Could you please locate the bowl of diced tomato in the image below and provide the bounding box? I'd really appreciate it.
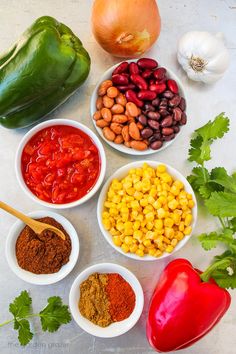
[15,119,106,209]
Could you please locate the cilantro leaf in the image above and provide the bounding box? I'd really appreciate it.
[39,297,71,332]
[199,229,235,251]
[14,319,33,346]
[210,167,236,193]
[229,217,236,232]
[9,291,32,319]
[205,192,236,217]
[188,113,229,165]
[210,251,236,289]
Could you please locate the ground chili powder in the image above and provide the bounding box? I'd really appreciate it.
[106,273,136,321]
[15,217,71,274]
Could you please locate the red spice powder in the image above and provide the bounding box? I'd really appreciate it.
[106,273,136,322]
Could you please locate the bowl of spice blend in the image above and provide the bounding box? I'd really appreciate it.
[69,263,144,337]
[5,210,79,285]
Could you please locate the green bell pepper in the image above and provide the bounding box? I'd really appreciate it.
[0,16,91,129]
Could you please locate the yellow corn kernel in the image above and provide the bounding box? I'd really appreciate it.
[146,231,155,240]
[188,200,195,208]
[123,228,133,236]
[154,250,163,257]
[136,249,144,257]
[124,236,133,245]
[153,200,161,209]
[164,218,174,228]
[184,226,192,235]
[140,198,148,207]
[116,222,124,232]
[154,219,163,230]
[133,221,141,230]
[131,210,139,219]
[161,173,172,184]
[130,200,140,210]
[133,230,143,241]
[129,168,136,175]
[176,231,184,241]
[163,236,171,244]
[187,193,193,200]
[179,221,185,232]
[121,213,129,222]
[168,199,178,210]
[139,244,145,251]
[113,236,122,247]
[121,206,129,214]
[109,208,118,216]
[130,244,138,253]
[142,227,148,234]
[103,219,111,230]
[158,195,166,205]
[123,181,132,190]
[167,194,175,202]
[126,187,135,196]
[157,208,166,218]
[154,177,161,186]
[162,182,171,191]
[136,213,144,222]
[146,212,155,222]
[165,228,175,239]
[179,198,188,206]
[172,213,181,225]
[142,178,151,192]
[149,249,156,256]
[102,211,109,219]
[171,238,178,247]
[147,196,155,204]
[173,180,184,190]
[146,221,154,230]
[165,245,174,253]
[121,243,130,253]
[149,188,157,198]
[110,227,120,236]
[185,214,193,226]
[170,185,180,196]
[134,191,143,200]
[157,164,166,173]
[143,239,152,247]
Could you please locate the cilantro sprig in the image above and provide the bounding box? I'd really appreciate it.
[0,291,71,346]
[188,113,236,288]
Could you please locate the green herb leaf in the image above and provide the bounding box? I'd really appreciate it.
[210,167,236,193]
[205,192,236,217]
[9,291,32,319]
[39,296,71,332]
[188,136,205,164]
[14,319,33,346]
[210,252,236,289]
[199,229,235,251]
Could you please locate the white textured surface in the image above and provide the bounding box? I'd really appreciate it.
[0,1,236,353]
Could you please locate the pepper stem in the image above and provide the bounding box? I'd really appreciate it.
[189,55,207,72]
[200,258,232,282]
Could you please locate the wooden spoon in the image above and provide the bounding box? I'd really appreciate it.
[0,201,65,240]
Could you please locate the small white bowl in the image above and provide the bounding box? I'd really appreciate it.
[97,161,197,261]
[15,119,106,209]
[90,59,187,155]
[5,210,79,285]
[69,262,144,338]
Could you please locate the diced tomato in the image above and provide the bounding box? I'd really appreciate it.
[21,125,101,204]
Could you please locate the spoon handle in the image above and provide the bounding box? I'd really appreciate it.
[0,201,36,228]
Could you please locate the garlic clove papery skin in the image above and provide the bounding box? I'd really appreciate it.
[177,31,230,84]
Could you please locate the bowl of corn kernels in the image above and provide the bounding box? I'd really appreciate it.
[97,161,197,260]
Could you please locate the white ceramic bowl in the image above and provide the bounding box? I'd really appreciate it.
[69,262,144,338]
[97,161,197,261]
[5,210,79,285]
[15,119,106,209]
[90,59,187,155]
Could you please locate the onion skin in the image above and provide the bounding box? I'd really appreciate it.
[91,0,161,58]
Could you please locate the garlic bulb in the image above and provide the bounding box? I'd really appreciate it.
[177,31,230,83]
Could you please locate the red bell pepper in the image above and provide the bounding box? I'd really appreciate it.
[146,259,231,352]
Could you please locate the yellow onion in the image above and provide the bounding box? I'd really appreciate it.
[91,0,161,58]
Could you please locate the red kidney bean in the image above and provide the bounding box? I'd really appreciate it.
[169,95,181,107]
[142,69,153,79]
[116,84,136,92]
[149,79,155,85]
[159,109,169,117]
[172,120,177,126]
[129,62,139,74]
[144,103,155,112]
[137,90,157,100]
[148,119,160,130]
[149,83,166,94]
[179,97,186,111]
[173,107,182,121]
[137,58,158,69]
[125,90,143,107]
[162,90,174,99]
[113,62,129,75]
[180,112,187,125]
[167,79,179,94]
[148,133,162,143]
[141,127,153,139]
[130,74,148,90]
[147,111,161,120]
[163,133,175,141]
[153,67,167,80]
[150,140,163,150]
[159,98,168,107]
[173,126,180,133]
[112,74,129,85]
[161,115,173,127]
[162,127,174,135]
[138,114,147,126]
[152,98,160,107]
